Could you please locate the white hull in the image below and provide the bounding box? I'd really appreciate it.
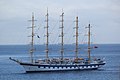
[9,57,105,72]
[21,63,105,72]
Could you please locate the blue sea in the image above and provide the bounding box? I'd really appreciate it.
[0,44,120,80]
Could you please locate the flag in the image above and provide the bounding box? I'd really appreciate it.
[37,35,40,38]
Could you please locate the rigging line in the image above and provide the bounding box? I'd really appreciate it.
[43,25,46,45]
[64,21,74,33]
[52,32,59,44]
[54,19,61,44]
[50,23,59,44]
[81,29,88,44]
[36,25,43,35]
[81,34,85,44]
[49,22,59,44]
[35,20,44,36]
[35,27,41,44]
[62,25,75,52]
[77,22,84,41]
[49,16,60,21]
[50,18,61,44]
[52,31,59,44]
[66,21,75,44]
[48,21,59,45]
[35,24,40,33]
[50,19,60,44]
[41,24,46,44]
[35,21,45,41]
[37,26,45,44]
[49,17,58,30]
[67,28,74,44]
[50,21,59,32]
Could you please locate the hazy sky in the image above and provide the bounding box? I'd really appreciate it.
[0,0,120,45]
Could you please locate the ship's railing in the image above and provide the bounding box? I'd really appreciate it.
[9,55,105,64]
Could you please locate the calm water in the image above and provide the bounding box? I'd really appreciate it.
[0,44,120,80]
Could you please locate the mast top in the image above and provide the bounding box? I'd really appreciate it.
[47,8,48,15]
[89,23,90,27]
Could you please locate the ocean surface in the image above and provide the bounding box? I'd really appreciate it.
[0,44,120,80]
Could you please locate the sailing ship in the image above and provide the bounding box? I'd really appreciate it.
[9,10,106,72]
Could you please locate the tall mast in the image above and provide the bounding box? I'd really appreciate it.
[29,13,35,63]
[45,8,49,60]
[60,11,64,60]
[87,24,91,62]
[75,16,79,59]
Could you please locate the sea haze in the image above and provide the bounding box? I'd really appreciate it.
[0,44,120,80]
